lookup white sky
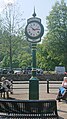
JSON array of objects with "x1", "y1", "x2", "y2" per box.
[{"x1": 0, "y1": 0, "x2": 67, "y2": 35}]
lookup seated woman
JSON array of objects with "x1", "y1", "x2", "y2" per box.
[
  {"x1": 0, "y1": 77, "x2": 6, "y2": 98},
  {"x1": 0, "y1": 77, "x2": 12, "y2": 98},
  {"x1": 56, "y1": 76, "x2": 67, "y2": 101}
]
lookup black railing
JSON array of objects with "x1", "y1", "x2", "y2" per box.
[{"x1": 10, "y1": 80, "x2": 62, "y2": 93}]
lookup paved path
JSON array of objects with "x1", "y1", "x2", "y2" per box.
[{"x1": 8, "y1": 82, "x2": 67, "y2": 119}]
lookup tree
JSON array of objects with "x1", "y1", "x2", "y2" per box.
[
  {"x1": 0, "y1": 2, "x2": 31, "y2": 69},
  {"x1": 36, "y1": 44, "x2": 45, "y2": 70},
  {"x1": 43, "y1": 0, "x2": 67, "y2": 70}
]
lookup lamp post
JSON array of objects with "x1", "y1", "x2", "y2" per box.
[{"x1": 25, "y1": 8, "x2": 44, "y2": 100}]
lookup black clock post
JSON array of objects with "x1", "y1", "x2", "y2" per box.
[{"x1": 25, "y1": 9, "x2": 44, "y2": 100}]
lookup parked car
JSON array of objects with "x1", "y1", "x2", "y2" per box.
[
  {"x1": 22, "y1": 67, "x2": 43, "y2": 75},
  {"x1": 36, "y1": 68, "x2": 43, "y2": 75},
  {"x1": 14, "y1": 70, "x2": 22, "y2": 74},
  {"x1": 2, "y1": 69, "x2": 8, "y2": 74},
  {"x1": 55, "y1": 66, "x2": 65, "y2": 74}
]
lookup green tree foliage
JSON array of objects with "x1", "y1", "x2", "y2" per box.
[
  {"x1": 0, "y1": 30, "x2": 32, "y2": 68},
  {"x1": 0, "y1": 3, "x2": 32, "y2": 69},
  {"x1": 37, "y1": 44, "x2": 45, "y2": 70},
  {"x1": 43, "y1": 0, "x2": 67, "y2": 70}
]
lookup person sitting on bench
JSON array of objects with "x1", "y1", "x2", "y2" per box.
[
  {"x1": 0, "y1": 77, "x2": 5, "y2": 97},
  {"x1": 56, "y1": 76, "x2": 67, "y2": 101},
  {"x1": 0, "y1": 77, "x2": 12, "y2": 98}
]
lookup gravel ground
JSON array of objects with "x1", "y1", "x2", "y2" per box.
[{"x1": 1, "y1": 81, "x2": 67, "y2": 119}]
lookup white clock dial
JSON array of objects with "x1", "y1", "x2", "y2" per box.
[
  {"x1": 25, "y1": 20, "x2": 44, "y2": 42},
  {"x1": 27, "y1": 22, "x2": 41, "y2": 37}
]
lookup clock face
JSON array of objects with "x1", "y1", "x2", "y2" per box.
[{"x1": 25, "y1": 21, "x2": 42, "y2": 39}]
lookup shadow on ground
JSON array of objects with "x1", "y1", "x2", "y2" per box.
[
  {"x1": 59, "y1": 117, "x2": 64, "y2": 119},
  {"x1": 58, "y1": 109, "x2": 67, "y2": 114}
]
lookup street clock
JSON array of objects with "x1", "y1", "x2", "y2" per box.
[
  {"x1": 25, "y1": 21, "x2": 44, "y2": 41},
  {"x1": 25, "y1": 10, "x2": 44, "y2": 43}
]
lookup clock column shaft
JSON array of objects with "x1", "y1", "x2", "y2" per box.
[
  {"x1": 29, "y1": 43, "x2": 39, "y2": 100},
  {"x1": 32, "y1": 43, "x2": 36, "y2": 76}
]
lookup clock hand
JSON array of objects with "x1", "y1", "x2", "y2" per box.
[
  {"x1": 34, "y1": 28, "x2": 40, "y2": 30},
  {"x1": 32, "y1": 27, "x2": 35, "y2": 30},
  {"x1": 30, "y1": 27, "x2": 35, "y2": 30},
  {"x1": 31, "y1": 27, "x2": 40, "y2": 31}
]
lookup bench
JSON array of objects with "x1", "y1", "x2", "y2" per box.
[{"x1": 0, "y1": 99, "x2": 58, "y2": 119}]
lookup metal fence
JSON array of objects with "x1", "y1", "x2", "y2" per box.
[{"x1": 11, "y1": 80, "x2": 62, "y2": 93}]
